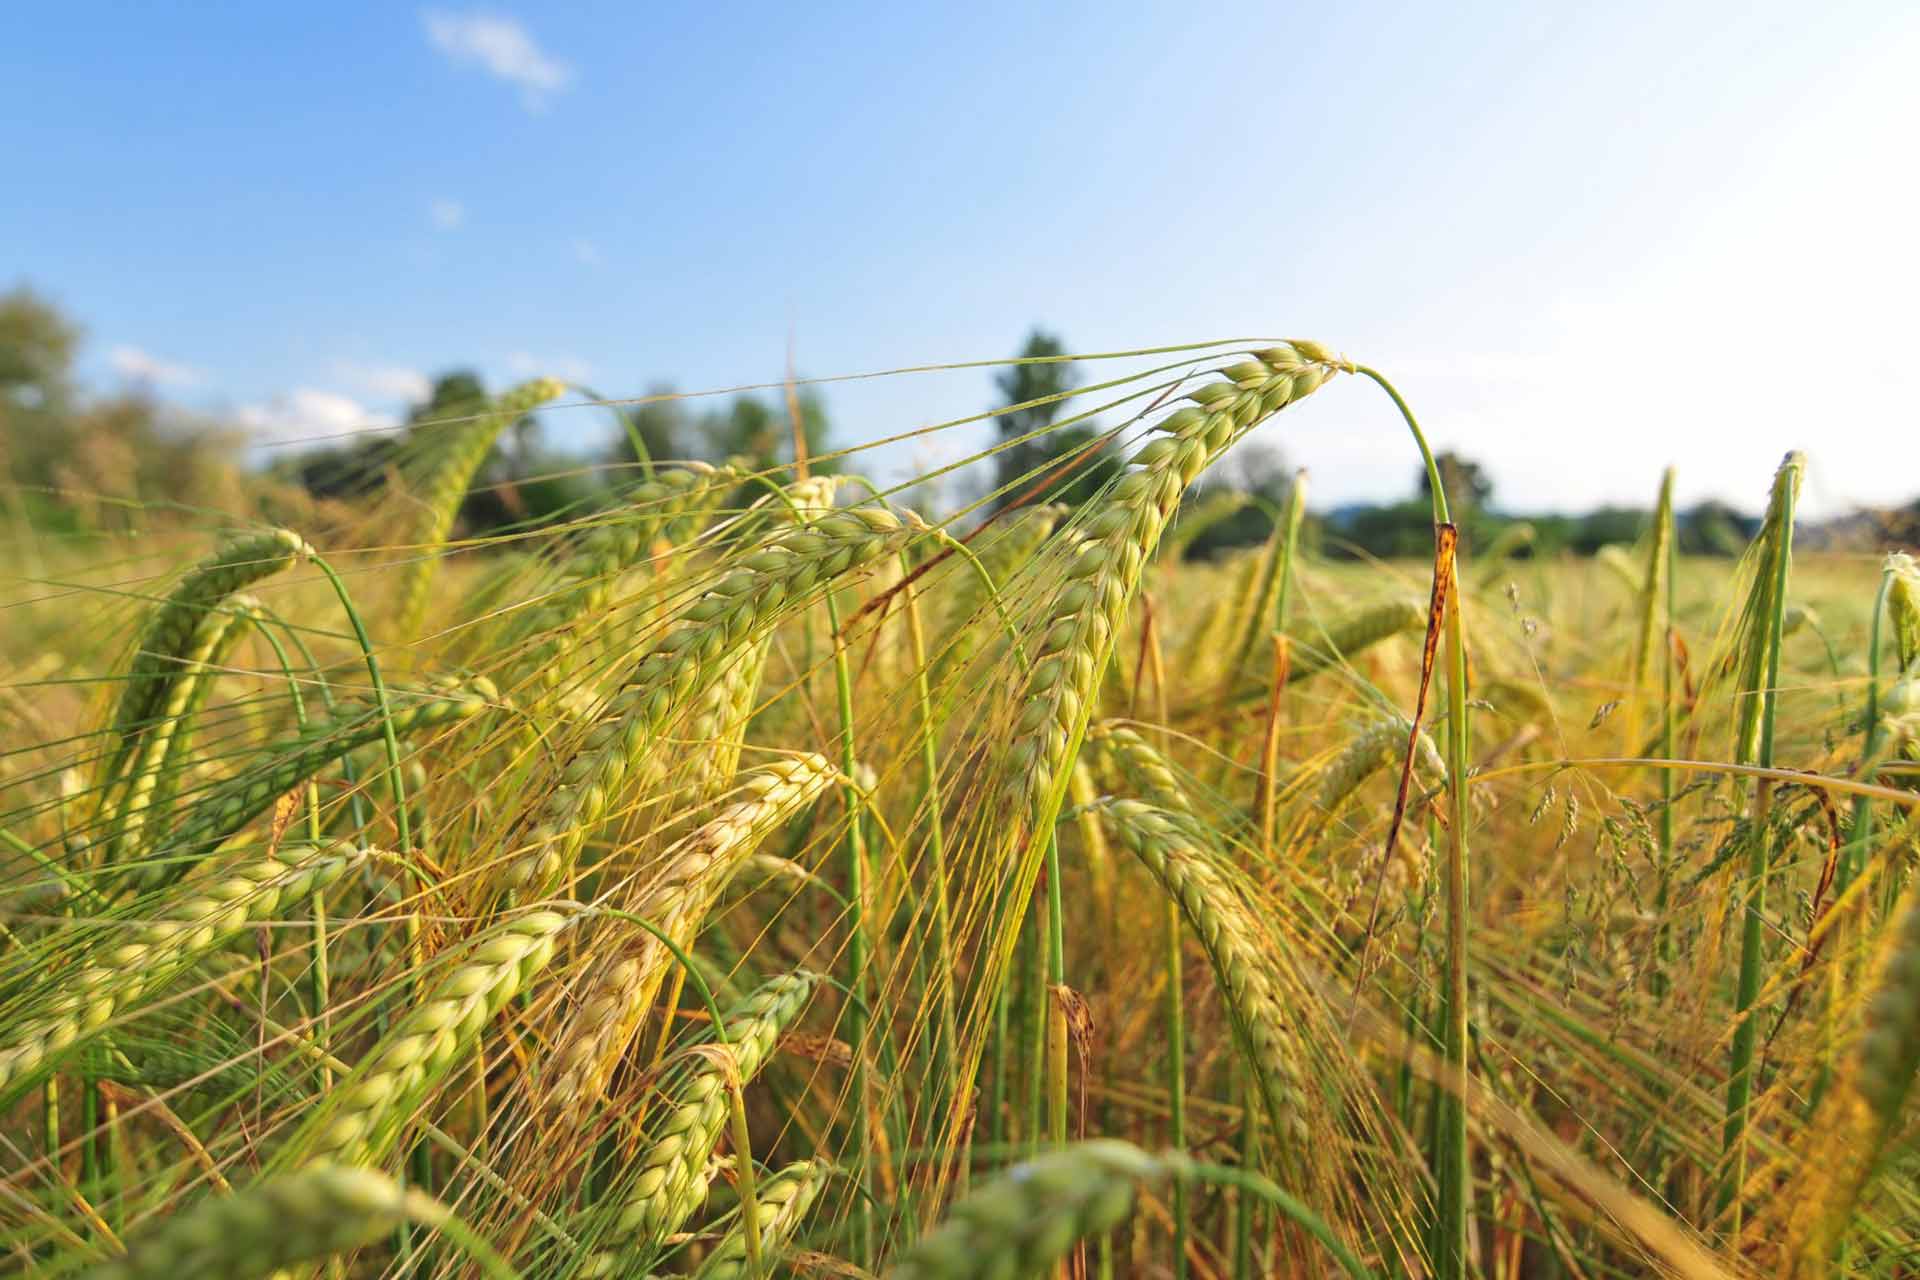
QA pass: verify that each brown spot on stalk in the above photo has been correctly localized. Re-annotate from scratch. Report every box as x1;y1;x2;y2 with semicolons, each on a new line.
1356;522;1456;988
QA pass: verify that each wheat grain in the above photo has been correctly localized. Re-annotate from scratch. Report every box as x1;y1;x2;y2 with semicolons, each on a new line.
0;841;365;1094
885;1140;1173;1280
1003;344;1344;824
394;377;566;637
689;1159;830;1280
546;755;834;1115
577;970;820;1276
101;529;309;788
502;506;909;894
79;1164;413;1280
299;908;572;1167
1092;799;1309;1147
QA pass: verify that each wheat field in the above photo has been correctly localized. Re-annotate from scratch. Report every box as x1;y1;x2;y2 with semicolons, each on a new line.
3;343;1917;1280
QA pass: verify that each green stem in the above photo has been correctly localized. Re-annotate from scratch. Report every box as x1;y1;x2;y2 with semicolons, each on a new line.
1356;365;1472;1279
822;579;873;1267
1655;474;1679;987
1166;895;1188;1280
1045;833;1067;1149
1183;1161;1375;1280
1720;464;1797;1229
902;563;959;1125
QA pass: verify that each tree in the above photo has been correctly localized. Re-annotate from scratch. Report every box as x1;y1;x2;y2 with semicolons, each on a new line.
1418;451;1494;511
989;329;1117;510
607;384;687;471
0;285;78;414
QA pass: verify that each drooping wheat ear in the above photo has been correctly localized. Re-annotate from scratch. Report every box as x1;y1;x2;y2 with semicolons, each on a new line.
100;594;260;865
1885;551;1920;674
511;462;745;694
886;1140;1174;1280
0;841;365;1095
124;675;496;893
545;755;835;1114
1004;343;1344;824
1092;799;1309;1148
299;908;573;1167
1786;872;1920;1272
1288;597;1426;685
101;528;309;788
1312;714;1445;818
576;971;820;1277
1086;722;1190;813
689;1159;831;1280
503;506;909;894
680;639;771;804
394;376;566;637
146;597;265;828
78;1164;415;1280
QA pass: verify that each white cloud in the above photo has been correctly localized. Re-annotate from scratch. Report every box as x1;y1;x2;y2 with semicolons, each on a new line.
422;11;573;111
571;237;601;266
506;351;591;382
108;345;201;389
236;389;394;447
429;198;466;230
333;361;432;404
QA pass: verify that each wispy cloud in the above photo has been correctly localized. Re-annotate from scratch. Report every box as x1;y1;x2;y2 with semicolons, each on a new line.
422;11;573;111
507;351;591;381
236;388;394;446
571;237;601;267
333;361;432;404
108;345;201;389
429;198;466;230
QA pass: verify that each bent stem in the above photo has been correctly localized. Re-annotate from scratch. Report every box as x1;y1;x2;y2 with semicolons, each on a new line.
1355;365;1472;1280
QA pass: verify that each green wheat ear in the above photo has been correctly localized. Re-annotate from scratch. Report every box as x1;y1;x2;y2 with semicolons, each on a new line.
100;529;309;790
394;376;567;638
886;1141;1174;1280
79;1165;415;1280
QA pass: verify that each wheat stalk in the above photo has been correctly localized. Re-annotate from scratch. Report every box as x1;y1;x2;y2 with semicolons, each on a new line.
1003;343;1344;825
576;971;820;1276
509;461;745;695
100;594;260;865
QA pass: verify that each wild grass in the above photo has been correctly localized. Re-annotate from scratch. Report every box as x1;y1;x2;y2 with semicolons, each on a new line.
0;349;1914;1279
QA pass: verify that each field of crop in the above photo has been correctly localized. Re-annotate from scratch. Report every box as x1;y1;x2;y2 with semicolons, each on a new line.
3;344;1917;1280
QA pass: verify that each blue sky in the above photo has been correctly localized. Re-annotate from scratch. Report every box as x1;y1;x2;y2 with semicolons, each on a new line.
4;2;1915;516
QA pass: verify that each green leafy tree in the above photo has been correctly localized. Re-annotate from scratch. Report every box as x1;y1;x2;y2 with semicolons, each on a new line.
990;329;1116;510
697;389;832;474
607;383;688;471
1419;451;1494;512
0;285;78;416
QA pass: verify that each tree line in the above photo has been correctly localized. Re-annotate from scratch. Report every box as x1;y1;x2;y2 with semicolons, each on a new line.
4;285;1914;555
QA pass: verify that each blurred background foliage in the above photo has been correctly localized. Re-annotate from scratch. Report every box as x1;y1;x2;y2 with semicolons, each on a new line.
6;283;1917;558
